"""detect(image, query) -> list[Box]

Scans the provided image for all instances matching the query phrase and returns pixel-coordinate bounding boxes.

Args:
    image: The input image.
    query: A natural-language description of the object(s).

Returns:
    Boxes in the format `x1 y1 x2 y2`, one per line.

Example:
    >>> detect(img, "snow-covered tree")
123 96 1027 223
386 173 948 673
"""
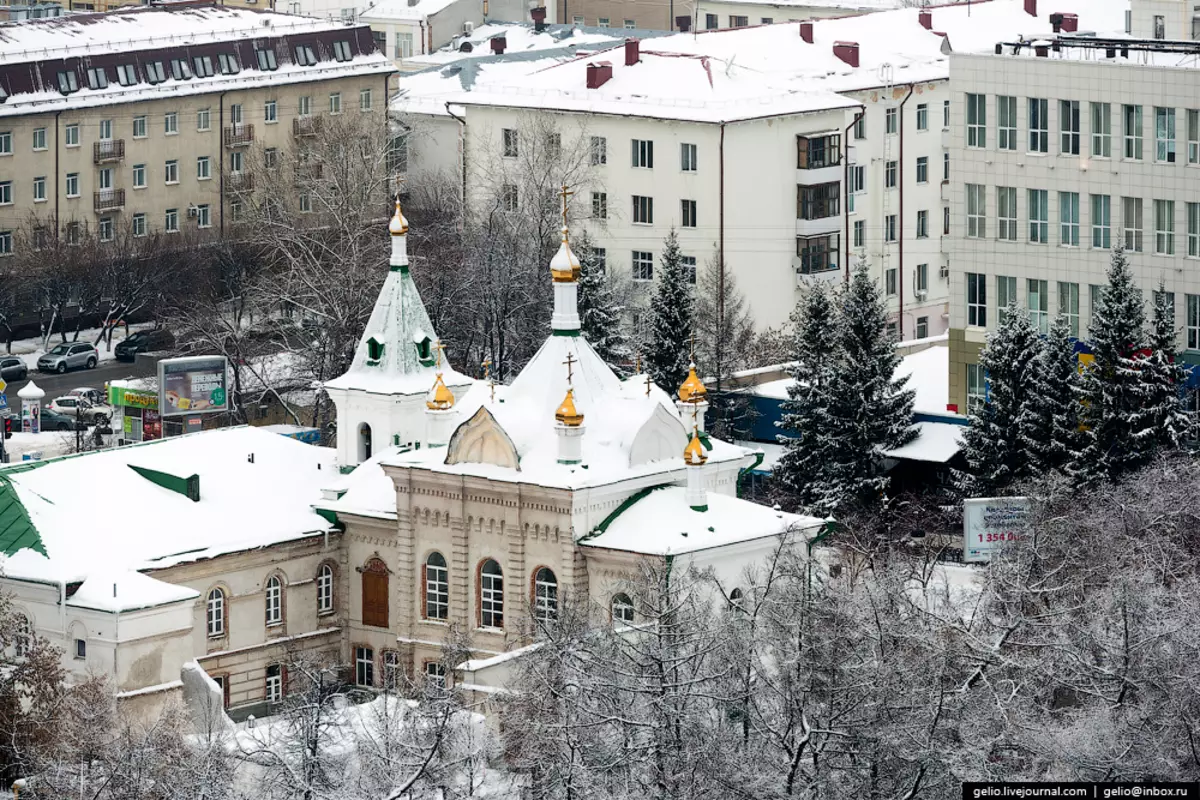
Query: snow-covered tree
956 300 1041 497
575 230 632 374
1139 284 1192 452
1020 314 1081 477
644 228 693 393
693 252 757 440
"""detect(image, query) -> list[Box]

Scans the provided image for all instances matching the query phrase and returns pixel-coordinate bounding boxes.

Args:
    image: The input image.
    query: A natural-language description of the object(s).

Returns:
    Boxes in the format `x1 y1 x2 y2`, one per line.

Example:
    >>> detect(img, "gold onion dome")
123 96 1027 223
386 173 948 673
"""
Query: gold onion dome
426 373 455 411
678 363 707 404
684 427 708 465
389 198 409 236
550 226 581 283
555 387 584 427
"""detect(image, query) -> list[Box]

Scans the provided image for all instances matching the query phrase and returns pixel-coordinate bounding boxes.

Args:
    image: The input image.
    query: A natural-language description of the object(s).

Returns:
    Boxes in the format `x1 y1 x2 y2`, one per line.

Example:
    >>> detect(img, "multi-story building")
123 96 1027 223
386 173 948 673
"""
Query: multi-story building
0 5 393 253
693 0 899 32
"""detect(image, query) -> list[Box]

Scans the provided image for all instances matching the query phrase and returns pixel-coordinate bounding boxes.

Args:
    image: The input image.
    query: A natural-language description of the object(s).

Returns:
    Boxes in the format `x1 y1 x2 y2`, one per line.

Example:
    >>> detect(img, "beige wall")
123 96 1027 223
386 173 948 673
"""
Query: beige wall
558 0 691 30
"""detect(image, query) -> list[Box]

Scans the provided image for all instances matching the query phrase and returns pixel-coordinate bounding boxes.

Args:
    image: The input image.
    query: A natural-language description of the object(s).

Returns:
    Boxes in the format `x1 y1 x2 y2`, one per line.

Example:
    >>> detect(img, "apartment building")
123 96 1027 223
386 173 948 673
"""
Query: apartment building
0 5 394 253
693 0 900 32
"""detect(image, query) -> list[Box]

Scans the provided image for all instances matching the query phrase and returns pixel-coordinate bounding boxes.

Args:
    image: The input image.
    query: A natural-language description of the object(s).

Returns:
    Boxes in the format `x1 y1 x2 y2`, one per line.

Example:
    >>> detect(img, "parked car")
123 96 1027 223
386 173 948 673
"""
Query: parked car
67 387 105 406
0 356 27 382
48 395 111 423
38 342 98 373
114 329 174 362
38 408 77 432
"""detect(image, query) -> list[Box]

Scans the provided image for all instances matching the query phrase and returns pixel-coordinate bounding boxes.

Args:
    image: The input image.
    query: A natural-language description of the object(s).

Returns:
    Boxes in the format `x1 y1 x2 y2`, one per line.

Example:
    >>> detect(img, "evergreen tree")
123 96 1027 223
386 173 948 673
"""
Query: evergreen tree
694 252 757 440
644 228 693 393
1020 313 1081 477
574 231 632 375
1140 284 1192 451
774 281 838 507
1072 245 1152 482
816 261 915 513
956 301 1041 496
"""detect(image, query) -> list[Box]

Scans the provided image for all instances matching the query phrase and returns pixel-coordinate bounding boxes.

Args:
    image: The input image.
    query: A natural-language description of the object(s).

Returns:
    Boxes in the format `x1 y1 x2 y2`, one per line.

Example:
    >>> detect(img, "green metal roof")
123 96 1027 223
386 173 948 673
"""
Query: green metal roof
0 474 46 557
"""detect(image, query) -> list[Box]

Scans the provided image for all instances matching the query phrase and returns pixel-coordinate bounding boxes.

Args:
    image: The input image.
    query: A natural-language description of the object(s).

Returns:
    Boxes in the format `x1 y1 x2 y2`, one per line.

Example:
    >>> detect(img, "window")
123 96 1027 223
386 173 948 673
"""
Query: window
32 127 45 151
705 13 717 28
1058 282 1080 338
255 100 275 127
1028 98 1048 153
594 248 606 272
997 275 1017 323
165 208 179 233
853 115 865 140
192 56 214 78
598 17 609 27
1060 192 1080 246
65 124 79 147
916 316 929 338
206 588 225 637
165 112 178 135
624 18 636 28
32 176 44 202
418 552 449 620
885 267 898 297
1091 102 1112 157
1090 285 1104 327
943 152 949 181
1155 14 1165 39
1092 194 1112 249
132 164 146 189
218 52 240 75
1189 203 1200 259
848 165 864 212
966 272 987 327
1156 107 1177 163
681 255 697 284
612 593 634 625
98 217 113 242
1028 279 1049 334
425 661 447 692
131 210 147 234
145 61 166 84
360 88 372 111
0 181 9 206
74 639 86 659
65 173 78 198
230 201 243 223
997 95 1017 151
916 262 928 294
1156 199 1176 254
534 567 558 623
885 160 897 188
729 15 748 27
197 156 211 180
1060 100 1080 155
300 97 312 120
264 575 283 625
495 184 515 212
916 209 928 238
966 93 986 147
502 128 518 158
265 148 278 168
479 559 503 629
916 103 928 131
916 156 928 184
967 363 987 414
355 646 374 686
853 219 865 248
632 139 653 168
256 47 278 71
197 204 211 229
165 160 178 184
997 186 1017 241
592 192 607 219
885 214 897 243
681 199 697 228
886 107 898 135
12 615 30 658
1123 105 1143 159
544 132 561 158
681 142 697 171
195 108 210 132
332 40 352 62
170 58 191 81
943 99 950 129
294 45 318 66
1189 295 1200 350
966 183 986 238
299 193 312 213
266 665 282 702
57 70 78 94
1028 189 1049 243
383 651 401 690
590 136 606 165
329 92 342 114
315 564 334 614
1123 196 1144 252
65 222 80 245
86 66 107 90
632 250 653 281
118 64 138 86
632 195 653 224
797 182 839 219
797 233 839 274
133 116 147 139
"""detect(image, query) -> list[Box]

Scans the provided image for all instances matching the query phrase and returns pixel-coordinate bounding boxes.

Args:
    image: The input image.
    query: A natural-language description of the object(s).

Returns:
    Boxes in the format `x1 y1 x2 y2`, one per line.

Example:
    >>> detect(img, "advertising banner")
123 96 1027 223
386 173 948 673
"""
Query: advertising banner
963 496 1030 562
158 357 229 417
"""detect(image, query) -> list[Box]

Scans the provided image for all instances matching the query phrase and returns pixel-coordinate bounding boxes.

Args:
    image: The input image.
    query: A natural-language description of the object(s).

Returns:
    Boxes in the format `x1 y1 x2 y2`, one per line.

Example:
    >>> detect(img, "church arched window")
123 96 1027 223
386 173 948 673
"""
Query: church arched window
479 559 503 629
358 422 372 462
533 567 557 623
611 593 634 626
424 552 448 620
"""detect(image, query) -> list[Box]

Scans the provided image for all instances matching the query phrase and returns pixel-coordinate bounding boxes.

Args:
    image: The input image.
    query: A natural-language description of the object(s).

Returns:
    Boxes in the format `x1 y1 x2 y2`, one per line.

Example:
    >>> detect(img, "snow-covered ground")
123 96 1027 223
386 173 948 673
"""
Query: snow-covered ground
6 323 156 371
1 431 89 462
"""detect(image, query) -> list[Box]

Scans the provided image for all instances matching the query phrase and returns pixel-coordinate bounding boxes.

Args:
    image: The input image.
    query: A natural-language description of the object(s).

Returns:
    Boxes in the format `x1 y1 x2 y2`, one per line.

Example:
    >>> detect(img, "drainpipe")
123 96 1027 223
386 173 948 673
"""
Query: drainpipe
444 102 467 216
54 110 62 240
897 84 914 340
843 107 864 282
218 91 227 236
719 121 725 324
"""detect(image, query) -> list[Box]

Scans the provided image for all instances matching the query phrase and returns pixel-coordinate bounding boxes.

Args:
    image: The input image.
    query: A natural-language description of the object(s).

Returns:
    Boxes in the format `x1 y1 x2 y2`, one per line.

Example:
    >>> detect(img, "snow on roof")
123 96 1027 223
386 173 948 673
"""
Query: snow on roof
68 569 200 612
893 345 948 415
320 445 404 520
402 22 655 68
359 0 468 21
580 486 823 555
0 426 336 585
882 420 963 463
735 440 782 472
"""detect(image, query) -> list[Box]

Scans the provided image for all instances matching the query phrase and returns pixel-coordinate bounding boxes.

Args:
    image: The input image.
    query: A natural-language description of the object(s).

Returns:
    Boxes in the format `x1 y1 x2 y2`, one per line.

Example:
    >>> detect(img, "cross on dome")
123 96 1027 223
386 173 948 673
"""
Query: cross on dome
558 183 574 241
562 352 577 384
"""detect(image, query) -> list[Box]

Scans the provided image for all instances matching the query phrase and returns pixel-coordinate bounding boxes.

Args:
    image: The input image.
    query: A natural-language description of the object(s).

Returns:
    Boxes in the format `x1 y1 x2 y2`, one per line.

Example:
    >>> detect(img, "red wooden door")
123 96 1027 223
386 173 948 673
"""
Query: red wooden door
362 559 389 628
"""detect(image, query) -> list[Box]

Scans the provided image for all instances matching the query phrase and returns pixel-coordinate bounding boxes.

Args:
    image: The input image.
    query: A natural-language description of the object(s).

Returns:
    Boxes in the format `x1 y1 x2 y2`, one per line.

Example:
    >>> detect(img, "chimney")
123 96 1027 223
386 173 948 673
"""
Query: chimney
530 5 546 31
833 40 859 68
490 35 506 53
918 9 931 29
1024 0 1036 17
1049 12 1062 32
624 37 639 65
1035 44 1048 57
1059 12 1078 32
675 14 690 32
586 61 612 89
799 20 813 43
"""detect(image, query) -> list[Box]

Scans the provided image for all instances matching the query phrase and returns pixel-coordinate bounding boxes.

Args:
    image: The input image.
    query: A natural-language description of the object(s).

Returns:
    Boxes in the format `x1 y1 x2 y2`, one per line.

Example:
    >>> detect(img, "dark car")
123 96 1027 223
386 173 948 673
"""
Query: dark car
38 407 79 432
0 356 27 382
114 329 175 363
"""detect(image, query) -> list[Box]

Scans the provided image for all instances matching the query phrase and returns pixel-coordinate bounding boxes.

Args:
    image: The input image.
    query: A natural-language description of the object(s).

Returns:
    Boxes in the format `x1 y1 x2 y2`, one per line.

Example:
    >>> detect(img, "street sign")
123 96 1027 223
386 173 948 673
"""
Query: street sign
0 394 7 409
0 377 7 394
963 496 1031 562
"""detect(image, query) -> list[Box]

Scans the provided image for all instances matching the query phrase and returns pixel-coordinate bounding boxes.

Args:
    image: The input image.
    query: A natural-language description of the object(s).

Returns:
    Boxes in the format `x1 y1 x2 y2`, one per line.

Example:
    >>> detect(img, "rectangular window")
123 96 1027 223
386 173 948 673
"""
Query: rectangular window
594 248 606 272
797 134 840 169
1190 202 1200 257
1190 110 1200 164
265 148 278 169
886 107 898 135
1028 278 1049 334
916 209 928 238
705 13 717 28
598 18 609 27
853 219 865 248
681 255 697 284
165 112 178 135
966 183 986 238
0 181 10 205
1123 104 1143 159
1090 284 1103 328
1123 196 1144 252
330 92 342 114
65 172 78 198
966 272 987 327
32 127 45 151
966 93 986 148
197 156 211 180
632 250 653 281
266 665 282 703
299 192 312 213
74 639 86 659
1059 191 1080 246
165 208 179 233
1092 194 1112 249
885 160 897 188
502 128 518 158
264 100 277 123
1028 189 1049 243
624 18 636 27
590 136 606 165
853 115 865 140
997 275 1017 322
885 214 897 243
1189 295 1200 350
1060 100 1081 155
916 316 929 338
1156 107 1177 163
197 108 210 131
797 182 840 220
218 52 240 74
848 165 864 213
294 45 317 66
98 217 113 242
1155 199 1176 254
256 47 279 71
680 143 697 171
133 163 146 188
355 647 374 686
916 262 928 293
331 39 352 62
916 156 928 183
943 99 950 129
997 95 1017 151
916 103 928 131
632 139 653 168
886 267 898 296
133 115 147 139
500 184 517 212
797 234 839 274
57 71 78 94
132 213 146 237
1058 281 1080 338
197 203 211 229
729 15 748 27
681 199 697 228
86 66 107 90
165 160 178 184
943 152 950 181
298 96 311 117
997 186 1017 241
1092 102 1112 157
0 132 10 157
360 88 372 111
192 55 214 77
967 363 986 415
1028 98 1048 152
65 124 79 147
592 191 607 219
145 61 165 84
33 176 44 202
632 195 653 224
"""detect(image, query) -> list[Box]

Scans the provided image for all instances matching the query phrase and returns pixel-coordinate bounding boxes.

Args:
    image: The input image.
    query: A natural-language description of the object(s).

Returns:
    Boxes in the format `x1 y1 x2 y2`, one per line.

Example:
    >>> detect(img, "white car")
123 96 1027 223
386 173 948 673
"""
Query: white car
47 395 112 423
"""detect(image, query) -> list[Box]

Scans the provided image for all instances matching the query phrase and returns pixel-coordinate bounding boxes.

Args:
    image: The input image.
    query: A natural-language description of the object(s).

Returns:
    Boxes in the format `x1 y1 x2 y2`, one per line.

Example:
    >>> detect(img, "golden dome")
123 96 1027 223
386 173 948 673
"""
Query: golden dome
684 427 707 466
678 363 707 404
550 226 581 283
555 387 584 427
426 373 455 410
388 197 409 236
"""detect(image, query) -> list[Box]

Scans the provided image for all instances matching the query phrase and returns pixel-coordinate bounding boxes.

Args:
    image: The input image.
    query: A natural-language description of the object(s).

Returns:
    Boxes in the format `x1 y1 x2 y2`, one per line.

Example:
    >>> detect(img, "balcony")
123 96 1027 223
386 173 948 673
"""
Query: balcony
94 188 125 212
223 123 254 148
93 139 124 164
293 116 321 137
295 162 323 181
227 172 254 191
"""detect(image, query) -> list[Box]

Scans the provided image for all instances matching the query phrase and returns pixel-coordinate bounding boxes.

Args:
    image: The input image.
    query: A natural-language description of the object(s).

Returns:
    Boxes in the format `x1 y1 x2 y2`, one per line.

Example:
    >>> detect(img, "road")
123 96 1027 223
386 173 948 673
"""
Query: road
2 358 158 406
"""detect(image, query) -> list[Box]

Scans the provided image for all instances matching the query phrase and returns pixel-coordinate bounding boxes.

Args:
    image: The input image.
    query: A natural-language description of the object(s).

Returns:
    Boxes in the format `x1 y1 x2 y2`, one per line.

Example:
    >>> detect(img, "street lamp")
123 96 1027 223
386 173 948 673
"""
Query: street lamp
12 778 27 799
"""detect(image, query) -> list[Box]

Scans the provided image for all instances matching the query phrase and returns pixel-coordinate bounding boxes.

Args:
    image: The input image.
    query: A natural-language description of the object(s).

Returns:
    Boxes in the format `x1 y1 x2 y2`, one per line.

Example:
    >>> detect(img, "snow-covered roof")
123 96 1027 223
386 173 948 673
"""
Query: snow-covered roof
359 0 470 22
67 569 200 612
894 345 948 416
401 22 660 69
0 426 336 586
881 420 963 463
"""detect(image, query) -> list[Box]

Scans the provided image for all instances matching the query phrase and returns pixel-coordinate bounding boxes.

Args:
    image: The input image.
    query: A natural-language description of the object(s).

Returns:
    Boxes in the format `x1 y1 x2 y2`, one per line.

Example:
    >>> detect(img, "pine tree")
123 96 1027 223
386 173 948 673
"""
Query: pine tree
774 281 838 507
1140 284 1192 451
956 301 1041 496
816 261 915 513
575 231 633 375
644 228 693 393
694 252 757 440
1020 313 1081 477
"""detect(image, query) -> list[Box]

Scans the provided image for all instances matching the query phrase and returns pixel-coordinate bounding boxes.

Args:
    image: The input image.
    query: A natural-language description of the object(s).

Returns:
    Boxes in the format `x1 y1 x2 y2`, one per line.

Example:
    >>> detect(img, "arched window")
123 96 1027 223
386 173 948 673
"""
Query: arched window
479 559 503 629
13 614 31 658
206 588 225 637
729 588 745 615
358 422 372 462
424 552 448 620
362 558 389 628
611 593 634 626
533 567 557 622
265 575 283 626
316 564 334 614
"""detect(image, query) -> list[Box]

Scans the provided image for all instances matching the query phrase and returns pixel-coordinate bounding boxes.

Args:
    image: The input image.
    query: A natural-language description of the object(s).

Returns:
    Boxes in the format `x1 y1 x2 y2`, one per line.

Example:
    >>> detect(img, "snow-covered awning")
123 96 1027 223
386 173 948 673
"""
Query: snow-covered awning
882 421 964 464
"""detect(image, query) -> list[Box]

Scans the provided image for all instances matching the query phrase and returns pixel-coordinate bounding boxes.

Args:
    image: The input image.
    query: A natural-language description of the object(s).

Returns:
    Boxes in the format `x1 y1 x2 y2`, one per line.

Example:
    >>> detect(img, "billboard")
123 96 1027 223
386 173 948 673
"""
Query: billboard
963 496 1030 562
158 356 229 417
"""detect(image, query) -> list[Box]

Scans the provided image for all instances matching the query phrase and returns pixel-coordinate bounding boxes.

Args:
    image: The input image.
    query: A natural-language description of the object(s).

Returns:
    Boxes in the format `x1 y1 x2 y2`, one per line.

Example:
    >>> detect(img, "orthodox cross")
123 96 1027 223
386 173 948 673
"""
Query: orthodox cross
562 352 577 385
689 331 696 362
482 358 495 403
433 339 446 370
558 184 574 232
644 373 652 398
634 352 642 374
394 175 407 198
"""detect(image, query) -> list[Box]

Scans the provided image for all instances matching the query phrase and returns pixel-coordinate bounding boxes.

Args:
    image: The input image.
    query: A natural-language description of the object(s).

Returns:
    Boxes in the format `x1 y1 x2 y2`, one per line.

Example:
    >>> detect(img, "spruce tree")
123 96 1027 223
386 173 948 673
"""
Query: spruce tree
1140 284 1192 451
575 231 633 375
775 281 838 508
694 252 757 440
956 301 1041 496
644 228 693 393
1020 313 1081 477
